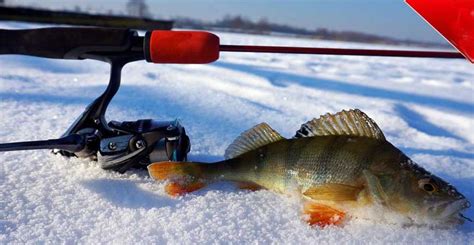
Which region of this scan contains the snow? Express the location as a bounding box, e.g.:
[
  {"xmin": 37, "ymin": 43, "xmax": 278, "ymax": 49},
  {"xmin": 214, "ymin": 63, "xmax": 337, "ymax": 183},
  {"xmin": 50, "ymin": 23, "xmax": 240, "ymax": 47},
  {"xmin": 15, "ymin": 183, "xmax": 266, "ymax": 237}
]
[{"xmin": 1, "ymin": 21, "xmax": 473, "ymax": 243}]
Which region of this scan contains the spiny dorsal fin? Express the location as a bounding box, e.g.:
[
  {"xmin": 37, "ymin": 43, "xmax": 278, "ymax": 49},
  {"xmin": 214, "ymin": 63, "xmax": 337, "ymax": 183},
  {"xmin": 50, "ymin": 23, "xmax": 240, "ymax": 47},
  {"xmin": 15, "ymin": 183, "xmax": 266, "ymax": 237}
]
[
  {"xmin": 225, "ymin": 123, "xmax": 284, "ymax": 159},
  {"xmin": 294, "ymin": 109, "xmax": 385, "ymax": 140}
]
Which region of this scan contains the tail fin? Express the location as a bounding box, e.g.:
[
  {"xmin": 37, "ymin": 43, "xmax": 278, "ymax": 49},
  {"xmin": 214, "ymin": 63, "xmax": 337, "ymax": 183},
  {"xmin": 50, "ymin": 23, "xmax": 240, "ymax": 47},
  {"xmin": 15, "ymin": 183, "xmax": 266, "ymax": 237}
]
[{"xmin": 148, "ymin": 161, "xmax": 207, "ymax": 196}]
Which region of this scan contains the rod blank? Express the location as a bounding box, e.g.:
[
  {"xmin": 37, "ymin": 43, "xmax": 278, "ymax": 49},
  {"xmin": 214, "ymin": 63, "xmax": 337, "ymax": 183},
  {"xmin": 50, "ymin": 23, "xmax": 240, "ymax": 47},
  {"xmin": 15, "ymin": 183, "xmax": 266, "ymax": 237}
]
[{"xmin": 220, "ymin": 45, "xmax": 464, "ymax": 59}]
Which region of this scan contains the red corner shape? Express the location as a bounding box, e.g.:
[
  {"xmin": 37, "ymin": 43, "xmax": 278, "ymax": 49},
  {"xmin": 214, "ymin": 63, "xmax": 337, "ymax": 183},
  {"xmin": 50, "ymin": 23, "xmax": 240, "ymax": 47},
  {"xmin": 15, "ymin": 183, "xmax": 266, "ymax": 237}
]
[{"xmin": 406, "ymin": 0, "xmax": 474, "ymax": 63}]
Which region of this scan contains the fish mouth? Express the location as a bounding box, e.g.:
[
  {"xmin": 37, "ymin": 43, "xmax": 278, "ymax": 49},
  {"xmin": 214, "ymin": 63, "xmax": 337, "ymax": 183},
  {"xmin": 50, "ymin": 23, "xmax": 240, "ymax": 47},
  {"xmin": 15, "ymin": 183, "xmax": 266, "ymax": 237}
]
[{"xmin": 429, "ymin": 199, "xmax": 471, "ymax": 223}]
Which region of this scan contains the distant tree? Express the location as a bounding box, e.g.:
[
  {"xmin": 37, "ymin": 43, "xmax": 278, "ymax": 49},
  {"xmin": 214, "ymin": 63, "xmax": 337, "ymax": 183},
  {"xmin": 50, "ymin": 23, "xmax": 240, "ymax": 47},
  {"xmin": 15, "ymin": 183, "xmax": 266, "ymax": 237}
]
[
  {"xmin": 172, "ymin": 15, "xmax": 448, "ymax": 48},
  {"xmin": 73, "ymin": 5, "xmax": 82, "ymax": 13},
  {"xmin": 314, "ymin": 28, "xmax": 330, "ymax": 38},
  {"xmin": 126, "ymin": 0, "xmax": 150, "ymax": 18},
  {"xmin": 0, "ymin": 0, "xmax": 4, "ymax": 6},
  {"xmin": 256, "ymin": 17, "xmax": 270, "ymax": 33},
  {"xmin": 227, "ymin": 15, "xmax": 246, "ymax": 29}
]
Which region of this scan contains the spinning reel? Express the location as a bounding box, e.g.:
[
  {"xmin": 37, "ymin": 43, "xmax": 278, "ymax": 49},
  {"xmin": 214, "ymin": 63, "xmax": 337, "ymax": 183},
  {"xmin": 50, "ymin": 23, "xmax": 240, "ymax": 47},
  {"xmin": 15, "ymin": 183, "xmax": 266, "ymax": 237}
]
[{"xmin": 0, "ymin": 28, "xmax": 195, "ymax": 172}]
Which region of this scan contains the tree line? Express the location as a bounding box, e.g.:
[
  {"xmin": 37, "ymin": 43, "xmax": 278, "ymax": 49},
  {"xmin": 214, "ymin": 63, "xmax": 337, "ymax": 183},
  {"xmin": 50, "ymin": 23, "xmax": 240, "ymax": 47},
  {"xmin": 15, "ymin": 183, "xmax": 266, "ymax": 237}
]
[{"xmin": 175, "ymin": 15, "xmax": 448, "ymax": 48}]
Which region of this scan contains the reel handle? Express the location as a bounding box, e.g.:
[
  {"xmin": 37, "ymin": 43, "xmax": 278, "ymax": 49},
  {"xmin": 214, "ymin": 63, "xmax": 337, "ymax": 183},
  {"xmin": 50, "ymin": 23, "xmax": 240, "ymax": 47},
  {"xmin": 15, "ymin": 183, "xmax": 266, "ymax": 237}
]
[{"xmin": 0, "ymin": 134, "xmax": 85, "ymax": 153}]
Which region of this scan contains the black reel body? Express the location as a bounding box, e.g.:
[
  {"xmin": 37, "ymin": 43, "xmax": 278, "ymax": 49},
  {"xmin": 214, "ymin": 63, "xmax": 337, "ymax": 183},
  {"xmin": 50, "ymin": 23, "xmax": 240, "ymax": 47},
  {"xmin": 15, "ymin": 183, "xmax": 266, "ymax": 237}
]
[
  {"xmin": 97, "ymin": 119, "xmax": 190, "ymax": 172},
  {"xmin": 0, "ymin": 27, "xmax": 190, "ymax": 173},
  {"xmin": 59, "ymin": 119, "xmax": 190, "ymax": 173}
]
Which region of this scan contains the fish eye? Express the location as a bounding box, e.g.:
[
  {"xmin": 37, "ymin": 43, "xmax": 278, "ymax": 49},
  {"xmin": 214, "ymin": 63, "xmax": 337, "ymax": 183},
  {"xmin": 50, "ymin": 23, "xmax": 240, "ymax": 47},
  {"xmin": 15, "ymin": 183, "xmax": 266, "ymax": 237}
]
[
  {"xmin": 418, "ymin": 178, "xmax": 437, "ymax": 193},
  {"xmin": 423, "ymin": 183, "xmax": 435, "ymax": 192}
]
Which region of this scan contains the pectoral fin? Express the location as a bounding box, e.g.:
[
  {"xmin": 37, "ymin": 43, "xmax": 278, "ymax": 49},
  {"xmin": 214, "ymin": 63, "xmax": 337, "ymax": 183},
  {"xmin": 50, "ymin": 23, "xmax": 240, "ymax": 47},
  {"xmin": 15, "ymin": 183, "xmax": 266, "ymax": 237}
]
[
  {"xmin": 363, "ymin": 170, "xmax": 389, "ymax": 205},
  {"xmin": 303, "ymin": 183, "xmax": 362, "ymax": 201},
  {"xmin": 303, "ymin": 202, "xmax": 346, "ymax": 227}
]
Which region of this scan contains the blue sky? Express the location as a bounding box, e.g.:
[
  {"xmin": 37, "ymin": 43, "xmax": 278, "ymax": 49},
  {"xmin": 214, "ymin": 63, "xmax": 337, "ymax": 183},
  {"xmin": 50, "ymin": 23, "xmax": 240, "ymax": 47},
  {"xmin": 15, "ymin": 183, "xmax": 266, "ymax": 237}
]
[{"xmin": 9, "ymin": 0, "xmax": 446, "ymax": 43}]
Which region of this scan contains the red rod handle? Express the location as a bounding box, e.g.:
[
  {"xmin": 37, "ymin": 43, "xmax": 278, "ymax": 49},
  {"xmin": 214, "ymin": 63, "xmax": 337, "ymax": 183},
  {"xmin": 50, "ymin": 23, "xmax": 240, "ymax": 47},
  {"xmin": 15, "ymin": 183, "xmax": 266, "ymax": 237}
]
[
  {"xmin": 145, "ymin": 30, "xmax": 220, "ymax": 64},
  {"xmin": 145, "ymin": 31, "xmax": 465, "ymax": 64}
]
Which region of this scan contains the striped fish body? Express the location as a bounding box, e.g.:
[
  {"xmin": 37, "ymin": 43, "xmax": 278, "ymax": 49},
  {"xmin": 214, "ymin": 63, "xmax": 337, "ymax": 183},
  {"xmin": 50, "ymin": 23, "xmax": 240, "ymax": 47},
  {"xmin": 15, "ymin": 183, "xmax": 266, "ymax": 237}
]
[{"xmin": 213, "ymin": 136, "xmax": 402, "ymax": 195}]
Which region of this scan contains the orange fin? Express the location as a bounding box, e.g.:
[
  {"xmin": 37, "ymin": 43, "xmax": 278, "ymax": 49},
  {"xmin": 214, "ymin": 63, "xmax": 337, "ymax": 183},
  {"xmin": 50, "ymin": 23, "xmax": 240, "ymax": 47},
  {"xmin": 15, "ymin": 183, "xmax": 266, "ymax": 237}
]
[
  {"xmin": 303, "ymin": 202, "xmax": 346, "ymax": 227},
  {"xmin": 165, "ymin": 181, "xmax": 206, "ymax": 197},
  {"xmin": 236, "ymin": 181, "xmax": 263, "ymax": 191},
  {"xmin": 148, "ymin": 161, "xmax": 207, "ymax": 196},
  {"xmin": 148, "ymin": 161, "xmax": 203, "ymax": 180}
]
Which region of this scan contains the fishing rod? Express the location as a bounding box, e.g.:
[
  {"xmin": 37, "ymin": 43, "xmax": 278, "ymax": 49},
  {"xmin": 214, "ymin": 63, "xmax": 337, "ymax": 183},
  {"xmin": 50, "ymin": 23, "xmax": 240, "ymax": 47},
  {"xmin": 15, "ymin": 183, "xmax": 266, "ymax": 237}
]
[
  {"xmin": 0, "ymin": 28, "xmax": 469, "ymax": 173},
  {"xmin": 1, "ymin": 28, "xmax": 466, "ymax": 63}
]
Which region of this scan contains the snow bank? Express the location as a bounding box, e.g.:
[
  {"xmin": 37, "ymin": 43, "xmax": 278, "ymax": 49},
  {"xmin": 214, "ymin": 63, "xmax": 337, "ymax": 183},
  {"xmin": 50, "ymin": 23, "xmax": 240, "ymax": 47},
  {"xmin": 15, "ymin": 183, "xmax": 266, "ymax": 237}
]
[{"xmin": 1, "ymin": 22, "xmax": 473, "ymax": 243}]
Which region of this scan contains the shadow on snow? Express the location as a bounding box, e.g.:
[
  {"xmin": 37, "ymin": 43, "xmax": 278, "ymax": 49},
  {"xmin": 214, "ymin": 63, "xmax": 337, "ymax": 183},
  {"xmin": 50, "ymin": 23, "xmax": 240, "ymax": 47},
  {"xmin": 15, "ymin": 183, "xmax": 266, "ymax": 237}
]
[
  {"xmin": 81, "ymin": 178, "xmax": 178, "ymax": 209},
  {"xmin": 214, "ymin": 62, "xmax": 474, "ymax": 114},
  {"xmin": 394, "ymin": 104, "xmax": 464, "ymax": 141}
]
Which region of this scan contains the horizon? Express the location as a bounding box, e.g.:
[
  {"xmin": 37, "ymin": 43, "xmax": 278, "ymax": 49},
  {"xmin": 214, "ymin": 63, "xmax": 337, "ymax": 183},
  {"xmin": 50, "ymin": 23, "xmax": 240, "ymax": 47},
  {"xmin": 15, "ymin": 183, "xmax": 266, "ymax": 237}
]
[{"xmin": 6, "ymin": 0, "xmax": 447, "ymax": 44}]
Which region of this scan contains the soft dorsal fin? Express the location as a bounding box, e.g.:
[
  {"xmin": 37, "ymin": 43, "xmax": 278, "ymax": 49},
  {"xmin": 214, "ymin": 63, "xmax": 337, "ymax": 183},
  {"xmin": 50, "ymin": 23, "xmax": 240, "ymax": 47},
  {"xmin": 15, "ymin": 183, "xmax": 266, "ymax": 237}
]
[
  {"xmin": 294, "ymin": 109, "xmax": 385, "ymax": 140},
  {"xmin": 225, "ymin": 123, "xmax": 285, "ymax": 159}
]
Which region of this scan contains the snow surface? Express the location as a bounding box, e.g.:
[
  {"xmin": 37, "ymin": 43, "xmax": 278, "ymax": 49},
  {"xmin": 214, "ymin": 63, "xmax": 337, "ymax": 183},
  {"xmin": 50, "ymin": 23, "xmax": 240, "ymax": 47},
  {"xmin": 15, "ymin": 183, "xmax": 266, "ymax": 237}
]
[{"xmin": 1, "ymin": 22, "xmax": 473, "ymax": 243}]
